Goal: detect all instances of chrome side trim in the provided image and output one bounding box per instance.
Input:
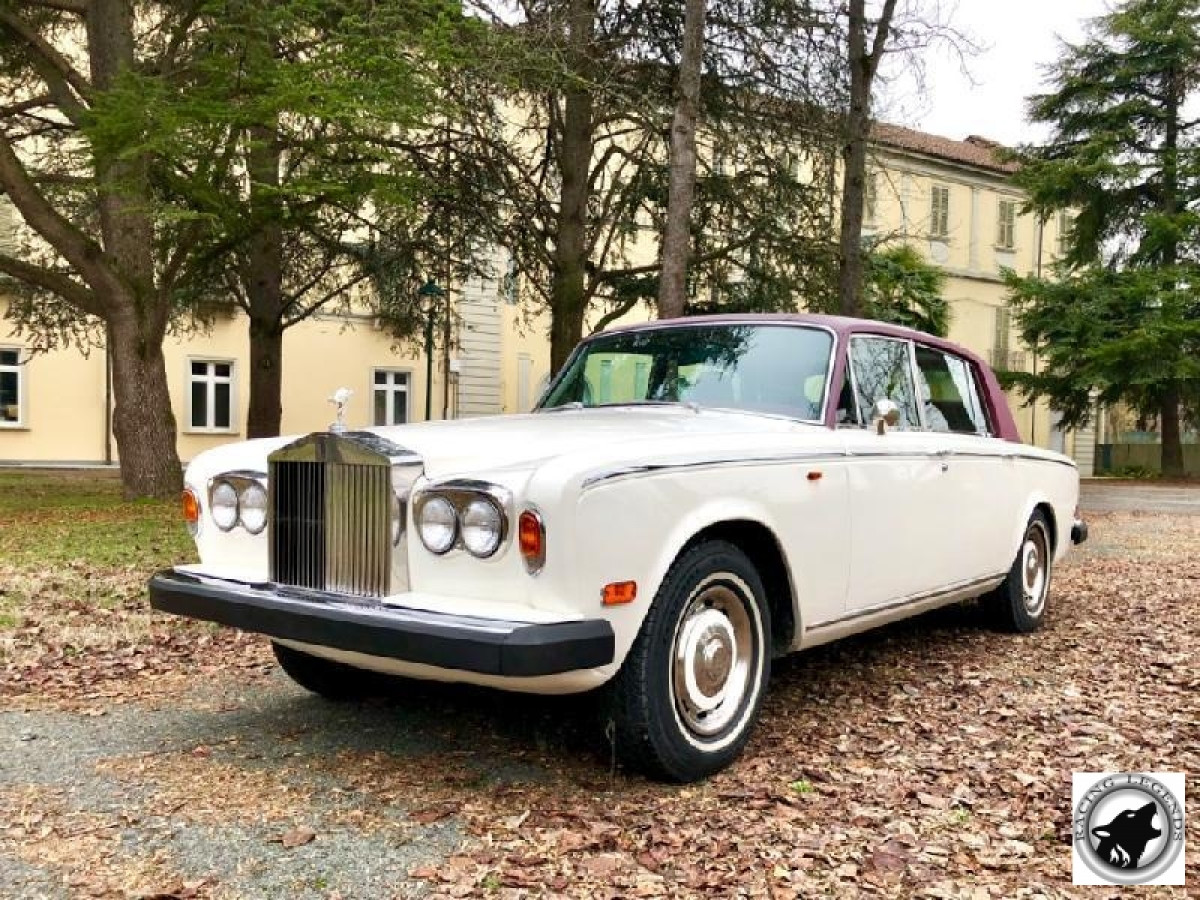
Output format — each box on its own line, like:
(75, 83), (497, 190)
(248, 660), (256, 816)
(581, 451), (848, 489)
(581, 445), (1075, 489)
(807, 571), (1008, 632)
(1004, 452), (1078, 469)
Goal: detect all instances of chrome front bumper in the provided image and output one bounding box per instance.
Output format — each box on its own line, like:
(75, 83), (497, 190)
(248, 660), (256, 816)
(148, 570), (614, 677)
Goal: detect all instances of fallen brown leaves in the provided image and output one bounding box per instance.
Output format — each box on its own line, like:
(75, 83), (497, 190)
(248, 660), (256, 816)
(1, 482), (1197, 898)
(0, 563), (274, 709)
(398, 511), (1199, 898)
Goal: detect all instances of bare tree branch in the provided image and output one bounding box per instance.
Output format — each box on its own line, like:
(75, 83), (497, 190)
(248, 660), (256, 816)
(0, 252), (101, 315)
(0, 133), (118, 304)
(24, 0), (89, 13)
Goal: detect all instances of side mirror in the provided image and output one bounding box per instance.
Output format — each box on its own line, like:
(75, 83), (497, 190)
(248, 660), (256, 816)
(873, 398), (900, 435)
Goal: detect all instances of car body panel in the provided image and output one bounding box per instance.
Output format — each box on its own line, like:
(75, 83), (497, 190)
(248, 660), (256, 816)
(154, 314), (1082, 696)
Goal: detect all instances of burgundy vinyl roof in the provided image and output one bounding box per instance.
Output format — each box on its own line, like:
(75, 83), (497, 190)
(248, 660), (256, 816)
(604, 312), (954, 350)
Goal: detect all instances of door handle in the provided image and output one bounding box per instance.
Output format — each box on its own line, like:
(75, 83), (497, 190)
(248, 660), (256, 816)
(933, 448), (952, 471)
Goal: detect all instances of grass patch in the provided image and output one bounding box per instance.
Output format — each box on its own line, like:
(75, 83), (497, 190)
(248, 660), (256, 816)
(0, 471), (196, 570)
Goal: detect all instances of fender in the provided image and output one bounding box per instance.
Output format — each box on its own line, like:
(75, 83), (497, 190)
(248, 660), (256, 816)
(641, 496), (800, 638)
(571, 465), (846, 666)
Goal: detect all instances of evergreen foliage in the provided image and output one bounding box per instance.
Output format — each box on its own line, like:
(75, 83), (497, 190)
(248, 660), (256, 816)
(1005, 0), (1200, 475)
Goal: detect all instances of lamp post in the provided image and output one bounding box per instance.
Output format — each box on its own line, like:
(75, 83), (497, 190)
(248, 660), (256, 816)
(418, 279), (445, 421)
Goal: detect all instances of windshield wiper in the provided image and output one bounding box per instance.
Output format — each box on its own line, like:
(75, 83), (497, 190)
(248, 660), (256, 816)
(538, 401), (584, 412)
(597, 400), (702, 414)
(538, 400), (703, 414)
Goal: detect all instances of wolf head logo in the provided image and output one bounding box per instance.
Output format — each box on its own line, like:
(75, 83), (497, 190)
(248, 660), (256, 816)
(1091, 801), (1162, 868)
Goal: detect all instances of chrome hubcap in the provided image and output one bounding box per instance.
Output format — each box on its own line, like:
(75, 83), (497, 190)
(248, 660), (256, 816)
(1021, 522), (1049, 617)
(672, 583), (755, 738)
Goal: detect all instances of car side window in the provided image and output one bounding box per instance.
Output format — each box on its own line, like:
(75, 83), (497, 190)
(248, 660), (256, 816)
(912, 345), (993, 435)
(847, 337), (920, 428)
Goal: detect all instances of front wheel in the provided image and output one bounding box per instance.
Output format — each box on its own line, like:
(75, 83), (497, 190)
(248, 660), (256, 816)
(983, 511), (1053, 633)
(607, 540), (771, 782)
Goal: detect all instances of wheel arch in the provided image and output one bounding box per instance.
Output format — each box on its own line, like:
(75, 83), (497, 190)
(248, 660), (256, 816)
(1033, 500), (1058, 552)
(675, 518), (798, 656)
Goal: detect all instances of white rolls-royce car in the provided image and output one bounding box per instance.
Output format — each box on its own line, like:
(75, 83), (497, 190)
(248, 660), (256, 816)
(150, 314), (1087, 781)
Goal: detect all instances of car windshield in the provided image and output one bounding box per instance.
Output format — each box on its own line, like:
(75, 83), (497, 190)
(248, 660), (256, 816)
(538, 324), (834, 421)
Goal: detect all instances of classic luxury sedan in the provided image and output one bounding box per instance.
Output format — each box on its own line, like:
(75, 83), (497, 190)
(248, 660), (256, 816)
(150, 314), (1087, 781)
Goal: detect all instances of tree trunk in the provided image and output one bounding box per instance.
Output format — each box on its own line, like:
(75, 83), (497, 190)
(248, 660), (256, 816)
(657, 0), (707, 320)
(1158, 65), (1183, 479)
(247, 317), (284, 438)
(243, 121), (286, 438)
(89, 0), (182, 497)
(548, 0), (595, 374)
(836, 0), (898, 318)
(108, 306), (182, 498)
(1160, 387), (1184, 478)
(836, 0), (869, 317)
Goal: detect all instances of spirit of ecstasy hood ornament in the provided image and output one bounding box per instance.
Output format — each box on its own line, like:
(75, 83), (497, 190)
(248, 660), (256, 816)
(328, 388), (353, 434)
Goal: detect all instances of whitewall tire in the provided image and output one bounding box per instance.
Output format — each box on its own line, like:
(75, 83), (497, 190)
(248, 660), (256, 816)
(608, 540), (771, 782)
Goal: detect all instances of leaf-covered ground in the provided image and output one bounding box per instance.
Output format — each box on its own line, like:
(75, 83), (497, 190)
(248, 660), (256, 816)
(0, 472), (1196, 898)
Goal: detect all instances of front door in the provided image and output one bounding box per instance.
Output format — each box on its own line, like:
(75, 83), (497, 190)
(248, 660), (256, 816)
(838, 335), (948, 616)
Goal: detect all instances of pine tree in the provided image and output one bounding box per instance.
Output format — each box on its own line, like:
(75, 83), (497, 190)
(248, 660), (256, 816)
(1005, 0), (1200, 477)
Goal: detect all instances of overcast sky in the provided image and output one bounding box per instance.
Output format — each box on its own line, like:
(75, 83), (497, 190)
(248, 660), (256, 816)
(880, 0), (1112, 147)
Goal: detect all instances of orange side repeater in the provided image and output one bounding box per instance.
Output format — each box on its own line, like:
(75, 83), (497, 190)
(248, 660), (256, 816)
(602, 581), (638, 606)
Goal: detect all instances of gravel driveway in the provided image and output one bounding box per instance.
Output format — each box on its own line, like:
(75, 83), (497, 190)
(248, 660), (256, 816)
(1080, 479), (1200, 514)
(2, 490), (1197, 898)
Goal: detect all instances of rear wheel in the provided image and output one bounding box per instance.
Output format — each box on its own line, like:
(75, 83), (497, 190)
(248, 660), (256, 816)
(272, 642), (379, 700)
(983, 511), (1052, 633)
(607, 540), (771, 782)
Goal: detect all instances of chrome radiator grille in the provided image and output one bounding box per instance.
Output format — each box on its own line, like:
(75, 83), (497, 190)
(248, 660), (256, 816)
(269, 459), (392, 597)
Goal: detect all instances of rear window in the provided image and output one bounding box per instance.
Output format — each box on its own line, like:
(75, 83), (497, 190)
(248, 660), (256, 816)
(913, 345), (992, 435)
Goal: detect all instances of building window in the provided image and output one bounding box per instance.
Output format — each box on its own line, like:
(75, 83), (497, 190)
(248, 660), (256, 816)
(864, 172), (878, 227)
(373, 369), (410, 426)
(0, 347), (23, 426)
(1056, 209), (1072, 257)
(188, 360), (234, 431)
(997, 199), (1018, 250)
(991, 306), (1017, 370)
(929, 184), (950, 238)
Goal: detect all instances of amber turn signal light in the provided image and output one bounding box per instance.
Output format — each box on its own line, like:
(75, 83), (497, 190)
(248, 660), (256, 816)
(602, 581), (637, 606)
(518, 509), (545, 573)
(182, 487), (200, 535)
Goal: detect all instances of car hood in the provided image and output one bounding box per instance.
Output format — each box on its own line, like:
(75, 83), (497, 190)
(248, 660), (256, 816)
(185, 406), (818, 487)
(372, 407), (808, 479)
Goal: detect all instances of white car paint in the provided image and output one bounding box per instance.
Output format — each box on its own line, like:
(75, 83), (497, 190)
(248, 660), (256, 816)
(180, 402), (1080, 695)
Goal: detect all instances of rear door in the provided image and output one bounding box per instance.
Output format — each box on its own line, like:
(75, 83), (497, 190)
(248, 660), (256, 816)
(911, 343), (1022, 580)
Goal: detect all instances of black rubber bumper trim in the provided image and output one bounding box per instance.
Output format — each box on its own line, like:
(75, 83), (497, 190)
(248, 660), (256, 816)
(148, 570), (614, 677)
(1071, 519), (1089, 545)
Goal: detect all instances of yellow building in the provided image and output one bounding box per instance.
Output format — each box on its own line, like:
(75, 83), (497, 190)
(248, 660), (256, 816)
(0, 124), (1091, 469)
(867, 125), (1081, 461)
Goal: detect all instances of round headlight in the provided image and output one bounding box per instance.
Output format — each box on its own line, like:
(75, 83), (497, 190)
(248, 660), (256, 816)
(461, 497), (504, 558)
(210, 481), (239, 531)
(239, 482), (268, 534)
(418, 496), (457, 554)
